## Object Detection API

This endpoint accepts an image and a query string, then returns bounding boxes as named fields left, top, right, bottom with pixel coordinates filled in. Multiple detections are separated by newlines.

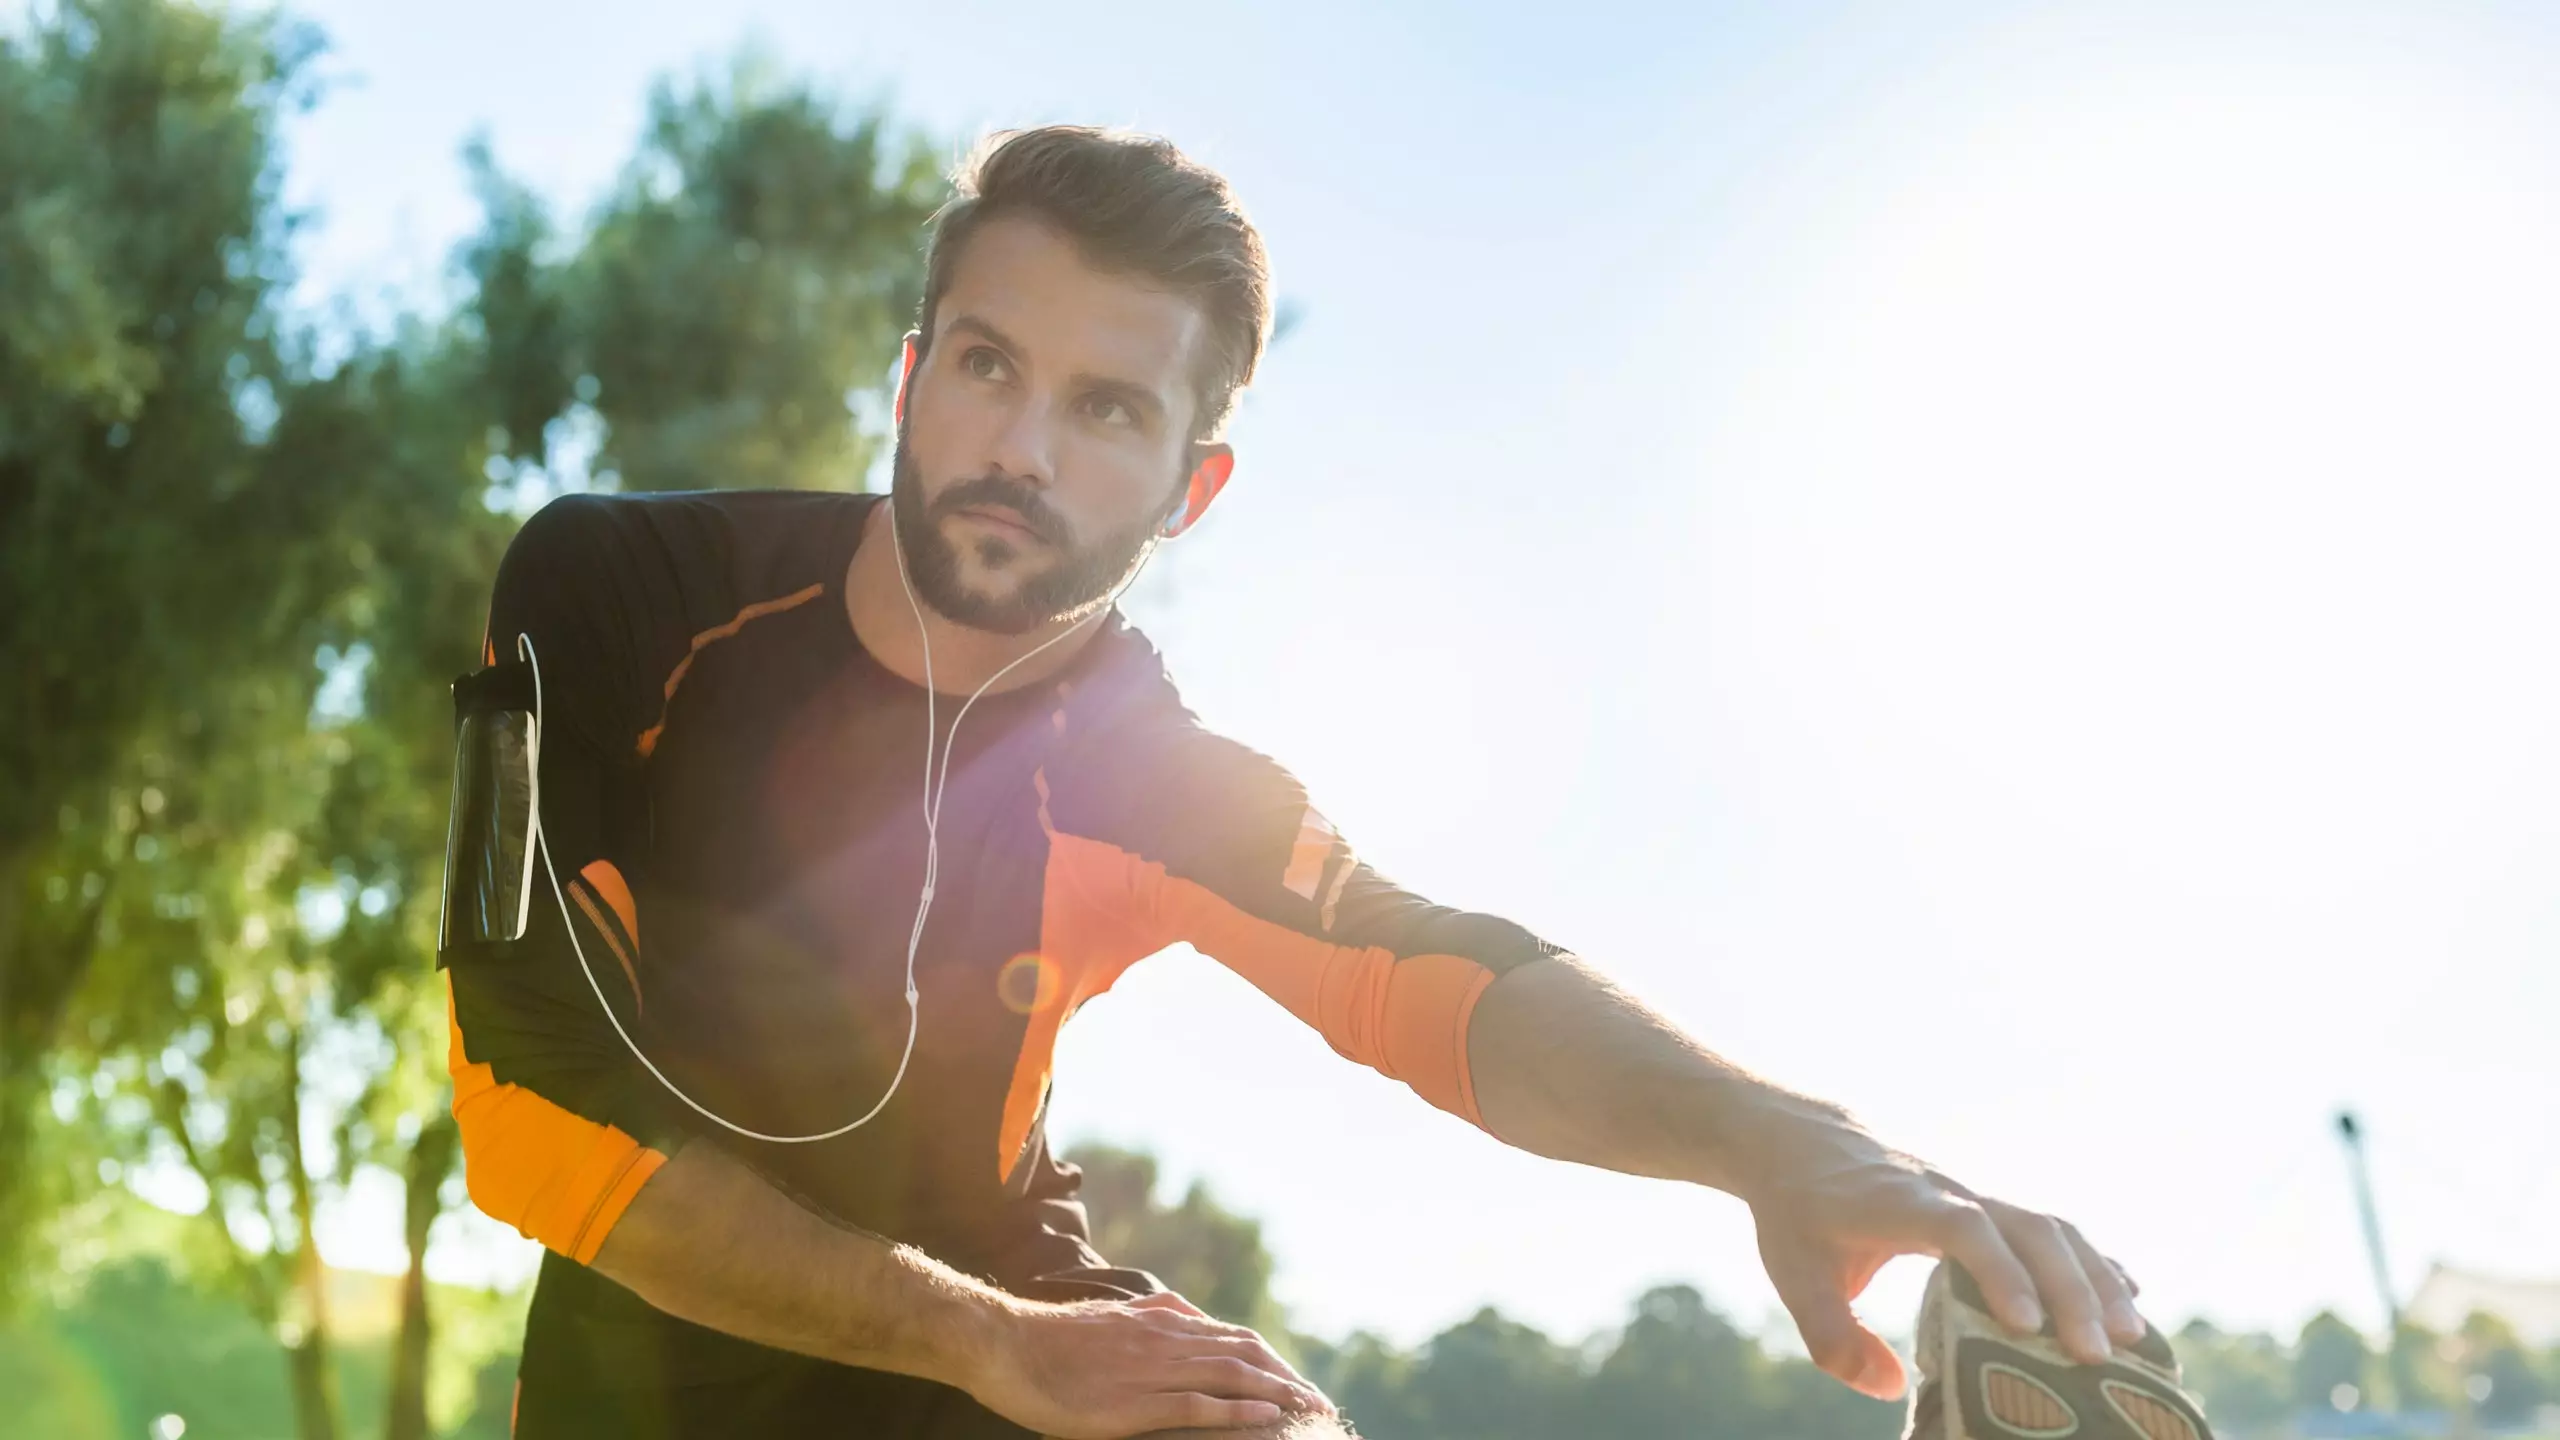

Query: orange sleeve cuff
left=1360, top=951, right=1497, bottom=1126
left=444, top=973, right=669, bottom=1263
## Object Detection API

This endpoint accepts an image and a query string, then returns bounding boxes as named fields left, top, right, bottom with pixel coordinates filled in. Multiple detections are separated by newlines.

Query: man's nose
left=988, top=394, right=1061, bottom=487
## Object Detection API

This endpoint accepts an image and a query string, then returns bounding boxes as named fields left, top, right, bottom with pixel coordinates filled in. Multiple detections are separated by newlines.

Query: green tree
left=1586, top=1284, right=1765, bottom=1438
left=2174, top=1319, right=2293, bottom=1430
left=25, top=20, right=948, bottom=1435
left=1, top=1236, right=526, bottom=1440
left=2295, top=1311, right=2374, bottom=1412
left=279, top=310, right=519, bottom=1440
left=1584, top=1284, right=1897, bottom=1440
left=458, top=54, right=944, bottom=502
left=0, top=0, right=333, bottom=1297
left=1066, top=1142, right=1283, bottom=1334
left=1398, top=1306, right=1587, bottom=1440
left=2456, top=1311, right=2547, bottom=1429
left=2388, top=1319, right=2451, bottom=1412
left=50, top=302, right=531, bottom=1440
left=1297, top=1331, right=1428, bottom=1440
left=1757, top=1344, right=1908, bottom=1440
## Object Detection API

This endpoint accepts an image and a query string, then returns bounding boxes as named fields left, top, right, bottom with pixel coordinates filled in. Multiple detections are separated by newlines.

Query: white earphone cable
left=519, top=505, right=1142, bottom=1145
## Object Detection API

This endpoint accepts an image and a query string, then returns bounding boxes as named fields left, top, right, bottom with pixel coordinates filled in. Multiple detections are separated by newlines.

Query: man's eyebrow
left=944, top=313, right=1171, bottom=424
left=946, top=313, right=1026, bottom=356
left=1072, top=374, right=1170, bottom=425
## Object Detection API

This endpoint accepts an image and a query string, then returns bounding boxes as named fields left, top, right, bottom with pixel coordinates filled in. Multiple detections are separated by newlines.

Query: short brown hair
left=918, top=126, right=1272, bottom=443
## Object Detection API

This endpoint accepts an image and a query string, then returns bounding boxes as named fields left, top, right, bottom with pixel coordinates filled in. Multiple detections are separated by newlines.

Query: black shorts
left=510, top=1257, right=1164, bottom=1439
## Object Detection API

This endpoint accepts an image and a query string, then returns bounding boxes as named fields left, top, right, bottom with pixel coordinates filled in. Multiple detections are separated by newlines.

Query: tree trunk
left=386, top=1116, right=458, bottom=1440
left=0, top=840, right=70, bottom=1303
left=286, top=1331, right=341, bottom=1440
left=282, top=1031, right=343, bottom=1440
left=0, top=840, right=25, bottom=1072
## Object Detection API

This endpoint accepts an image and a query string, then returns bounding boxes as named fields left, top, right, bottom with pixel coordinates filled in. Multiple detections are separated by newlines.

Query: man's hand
left=1750, top=1146, right=2147, bottom=1400
left=969, top=1291, right=1334, bottom=1440
left=592, top=1147, right=1326, bottom=1439
left=1468, top=956, right=2148, bottom=1402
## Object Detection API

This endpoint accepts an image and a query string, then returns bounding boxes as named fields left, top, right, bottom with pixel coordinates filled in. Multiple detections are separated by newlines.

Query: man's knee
left=1131, top=1418, right=1355, bottom=1440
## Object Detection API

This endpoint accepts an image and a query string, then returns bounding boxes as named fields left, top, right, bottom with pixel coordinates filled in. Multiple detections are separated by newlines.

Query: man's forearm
left=1469, top=956, right=2151, bottom=1387
left=588, top=1141, right=1005, bottom=1386
left=1467, top=955, right=1890, bottom=1199
left=581, top=1142, right=1332, bottom=1435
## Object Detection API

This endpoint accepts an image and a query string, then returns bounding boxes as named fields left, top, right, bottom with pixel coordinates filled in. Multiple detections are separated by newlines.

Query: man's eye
left=1084, top=396, right=1134, bottom=427
left=963, top=348, right=1007, bottom=381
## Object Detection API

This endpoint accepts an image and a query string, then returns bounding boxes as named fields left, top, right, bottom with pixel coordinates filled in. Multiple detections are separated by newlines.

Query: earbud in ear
left=893, top=331, right=920, bottom=428
left=1159, top=449, right=1235, bottom=541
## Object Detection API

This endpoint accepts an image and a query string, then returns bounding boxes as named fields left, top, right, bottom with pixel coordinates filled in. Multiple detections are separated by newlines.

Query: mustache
left=929, top=474, right=1072, bottom=548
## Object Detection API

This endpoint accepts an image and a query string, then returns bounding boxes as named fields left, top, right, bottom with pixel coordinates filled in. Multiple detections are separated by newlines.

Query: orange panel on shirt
left=443, top=972, right=666, bottom=1264
left=572, top=861, right=643, bottom=1013
left=992, top=830, right=1498, bottom=1179
left=578, top=859, right=639, bottom=943
left=993, top=831, right=1166, bottom=1178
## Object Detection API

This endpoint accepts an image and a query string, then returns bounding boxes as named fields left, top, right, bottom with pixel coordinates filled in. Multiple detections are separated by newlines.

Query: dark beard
left=888, top=430, right=1161, bottom=635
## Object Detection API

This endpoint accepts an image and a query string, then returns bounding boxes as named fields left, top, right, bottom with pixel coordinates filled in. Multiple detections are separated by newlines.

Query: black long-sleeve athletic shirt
left=439, top=490, right=1566, bottom=1435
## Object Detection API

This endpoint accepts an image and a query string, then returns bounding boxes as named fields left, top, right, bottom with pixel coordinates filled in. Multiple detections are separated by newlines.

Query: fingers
left=1933, top=1200, right=2046, bottom=1336
left=1171, top=1356, right=1325, bottom=1414
left=1138, top=1393, right=1287, bottom=1433
left=1933, top=1192, right=2148, bottom=1365
left=1997, top=1210, right=2112, bottom=1363
left=1210, top=1333, right=1328, bottom=1409
left=2066, top=1227, right=2146, bottom=1345
left=1141, top=1304, right=1332, bottom=1414
left=991, top=1298, right=1336, bottom=1439
left=1194, top=1342, right=1330, bottom=1415
left=1136, top=1296, right=1341, bottom=1404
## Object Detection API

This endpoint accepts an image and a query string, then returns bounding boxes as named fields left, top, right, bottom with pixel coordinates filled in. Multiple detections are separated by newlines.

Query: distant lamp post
left=2335, top=1112, right=2400, bottom=1334
left=2335, top=1111, right=2416, bottom=1412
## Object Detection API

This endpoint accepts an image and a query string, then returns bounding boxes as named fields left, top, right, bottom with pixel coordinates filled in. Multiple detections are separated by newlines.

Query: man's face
left=892, top=214, right=1209, bottom=634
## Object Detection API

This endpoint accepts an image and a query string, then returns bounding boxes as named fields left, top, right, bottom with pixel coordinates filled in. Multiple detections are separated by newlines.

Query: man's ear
left=893, top=330, right=921, bottom=428
left=1161, top=444, right=1236, bottom=539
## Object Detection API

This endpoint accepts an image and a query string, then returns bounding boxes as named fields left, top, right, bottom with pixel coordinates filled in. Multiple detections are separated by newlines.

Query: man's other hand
left=971, top=1290, right=1335, bottom=1440
left=1751, top=1149, right=2147, bottom=1402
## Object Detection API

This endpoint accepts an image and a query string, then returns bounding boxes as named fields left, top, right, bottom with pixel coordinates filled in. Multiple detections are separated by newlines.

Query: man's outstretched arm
left=590, top=1142, right=1329, bottom=1439
left=1059, top=721, right=2142, bottom=1405
left=1466, top=953, right=2149, bottom=1398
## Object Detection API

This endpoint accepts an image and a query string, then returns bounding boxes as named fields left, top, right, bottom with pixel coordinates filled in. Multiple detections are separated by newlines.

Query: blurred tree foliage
left=0, top=1243, right=524, bottom=1440
left=1065, top=1144, right=1901, bottom=1440
left=19, top=1139, right=2560, bottom=1439
left=461, top=50, right=944, bottom=498
left=0, top=0, right=330, bottom=1297
left=3, top=1, right=939, bottom=1436
left=572, top=60, right=943, bottom=493
left=2457, top=1312, right=2550, bottom=1430
left=2297, top=1309, right=2378, bottom=1411
left=2174, top=1319, right=2294, bottom=1431
left=1066, top=1142, right=1285, bottom=1336
left=1282, top=1287, right=1903, bottom=1440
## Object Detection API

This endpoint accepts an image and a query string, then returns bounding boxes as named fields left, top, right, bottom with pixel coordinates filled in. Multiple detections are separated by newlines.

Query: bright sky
left=266, top=0, right=2560, bottom=1351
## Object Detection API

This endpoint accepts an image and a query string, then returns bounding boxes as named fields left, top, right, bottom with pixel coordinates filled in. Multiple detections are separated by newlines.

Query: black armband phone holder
left=440, top=661, right=540, bottom=951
